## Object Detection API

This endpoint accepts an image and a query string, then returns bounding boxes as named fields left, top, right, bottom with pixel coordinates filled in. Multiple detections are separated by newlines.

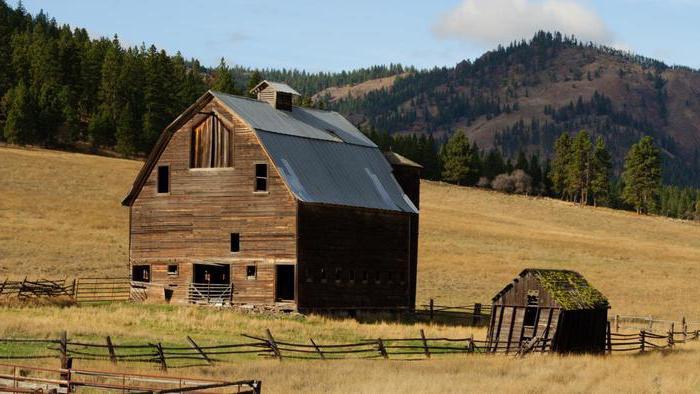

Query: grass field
left=2, top=145, right=700, bottom=392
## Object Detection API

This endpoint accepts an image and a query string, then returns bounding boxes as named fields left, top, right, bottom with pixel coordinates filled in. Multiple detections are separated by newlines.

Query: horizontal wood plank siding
left=129, top=99, right=297, bottom=303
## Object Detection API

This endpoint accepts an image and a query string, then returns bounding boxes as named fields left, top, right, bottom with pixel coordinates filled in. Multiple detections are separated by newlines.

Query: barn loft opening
left=132, top=265, right=150, bottom=282
left=190, top=114, right=233, bottom=168
left=250, top=80, right=300, bottom=111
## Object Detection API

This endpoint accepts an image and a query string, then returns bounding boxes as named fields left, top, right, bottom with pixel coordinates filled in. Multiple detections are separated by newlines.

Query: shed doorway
left=275, top=265, right=295, bottom=301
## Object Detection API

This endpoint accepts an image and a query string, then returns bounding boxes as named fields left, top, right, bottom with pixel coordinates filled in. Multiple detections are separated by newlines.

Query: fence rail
left=3, top=324, right=693, bottom=369
left=0, top=362, right=261, bottom=393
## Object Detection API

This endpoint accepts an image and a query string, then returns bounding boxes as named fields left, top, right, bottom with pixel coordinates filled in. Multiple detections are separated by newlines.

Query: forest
left=1, top=1, right=699, bottom=221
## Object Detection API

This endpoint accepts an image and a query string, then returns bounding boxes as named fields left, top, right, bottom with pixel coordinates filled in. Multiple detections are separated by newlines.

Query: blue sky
left=17, top=0, right=700, bottom=71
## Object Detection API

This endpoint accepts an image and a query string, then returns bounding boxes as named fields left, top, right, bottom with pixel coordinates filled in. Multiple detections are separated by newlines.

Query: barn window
left=167, top=264, right=178, bottom=276
left=157, top=165, right=169, bottom=194
left=132, top=265, right=150, bottom=282
left=524, top=294, right=539, bottom=327
left=230, top=233, right=240, bottom=253
left=320, top=267, right=327, bottom=283
left=254, top=163, right=268, bottom=192
left=335, top=267, right=342, bottom=283
left=399, top=271, right=406, bottom=285
left=374, top=271, right=381, bottom=284
left=246, top=265, right=257, bottom=280
left=348, top=270, right=355, bottom=283
left=362, top=271, right=368, bottom=284
left=304, top=267, right=312, bottom=283
left=190, top=115, right=233, bottom=168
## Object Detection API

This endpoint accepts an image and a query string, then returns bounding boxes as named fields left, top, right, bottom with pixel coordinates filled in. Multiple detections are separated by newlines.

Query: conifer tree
left=211, top=57, right=237, bottom=94
left=3, top=80, right=37, bottom=144
left=622, top=136, right=662, bottom=214
left=441, top=131, right=479, bottom=185
left=590, top=136, right=612, bottom=206
left=551, top=133, right=572, bottom=199
left=568, top=130, right=593, bottom=204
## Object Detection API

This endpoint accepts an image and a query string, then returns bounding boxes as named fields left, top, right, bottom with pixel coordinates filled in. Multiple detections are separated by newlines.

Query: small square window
left=157, top=165, right=170, bottom=194
left=362, top=271, right=368, bottom=284
left=246, top=265, right=257, bottom=280
left=230, top=233, right=240, bottom=253
left=348, top=270, right=355, bottom=283
left=320, top=267, right=327, bottom=283
left=254, top=163, right=268, bottom=192
left=167, top=264, right=178, bottom=275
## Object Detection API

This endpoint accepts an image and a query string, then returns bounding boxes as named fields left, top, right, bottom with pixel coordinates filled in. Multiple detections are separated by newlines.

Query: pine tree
left=590, top=136, right=612, bottom=206
left=622, top=136, right=662, bottom=214
left=440, top=131, right=479, bottom=185
left=568, top=130, right=593, bottom=204
left=3, top=80, right=37, bottom=144
left=550, top=133, right=572, bottom=199
left=115, top=103, right=136, bottom=156
left=211, top=57, right=237, bottom=94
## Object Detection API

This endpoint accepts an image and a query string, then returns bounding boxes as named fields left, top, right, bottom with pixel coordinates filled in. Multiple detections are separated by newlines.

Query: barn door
left=275, top=265, right=295, bottom=302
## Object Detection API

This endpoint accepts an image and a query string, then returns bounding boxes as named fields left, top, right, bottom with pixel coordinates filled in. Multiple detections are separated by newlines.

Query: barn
left=487, top=269, right=609, bottom=354
left=121, top=81, right=420, bottom=312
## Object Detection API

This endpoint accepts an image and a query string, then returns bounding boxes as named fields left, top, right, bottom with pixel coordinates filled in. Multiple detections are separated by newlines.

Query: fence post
left=377, top=338, right=389, bottom=359
left=59, top=331, right=68, bottom=365
left=682, top=317, right=687, bottom=340
left=468, top=333, right=475, bottom=353
left=187, top=336, right=213, bottom=365
left=420, top=329, right=430, bottom=359
left=266, top=329, right=282, bottom=360
left=640, top=330, right=645, bottom=352
left=668, top=323, right=674, bottom=348
left=60, top=357, right=72, bottom=394
left=614, top=314, right=619, bottom=333
left=154, top=343, right=167, bottom=371
left=648, top=315, right=653, bottom=331
left=309, top=338, right=325, bottom=360
left=472, top=303, right=482, bottom=325
left=606, top=321, right=612, bottom=354
left=429, top=299, right=434, bottom=322
left=105, top=336, right=117, bottom=364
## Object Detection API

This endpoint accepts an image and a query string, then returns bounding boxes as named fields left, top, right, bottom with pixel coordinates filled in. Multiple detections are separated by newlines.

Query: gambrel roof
left=122, top=90, right=417, bottom=213
left=493, top=269, right=608, bottom=310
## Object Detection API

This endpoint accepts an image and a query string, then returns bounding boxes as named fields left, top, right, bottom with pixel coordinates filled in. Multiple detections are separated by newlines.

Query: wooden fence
left=0, top=362, right=261, bottom=393
left=0, top=277, right=130, bottom=303
left=74, top=277, right=130, bottom=303
left=0, top=278, right=75, bottom=299
left=415, top=299, right=492, bottom=326
left=4, top=324, right=695, bottom=369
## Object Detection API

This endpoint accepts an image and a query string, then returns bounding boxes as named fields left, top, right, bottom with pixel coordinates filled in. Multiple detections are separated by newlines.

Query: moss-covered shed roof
left=495, top=269, right=609, bottom=310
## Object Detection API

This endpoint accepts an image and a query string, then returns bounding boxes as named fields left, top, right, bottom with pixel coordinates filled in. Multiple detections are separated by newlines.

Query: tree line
left=378, top=126, right=699, bottom=219
left=0, top=2, right=406, bottom=156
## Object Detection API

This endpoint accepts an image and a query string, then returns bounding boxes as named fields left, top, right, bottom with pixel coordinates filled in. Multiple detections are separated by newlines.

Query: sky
left=16, top=0, right=700, bottom=72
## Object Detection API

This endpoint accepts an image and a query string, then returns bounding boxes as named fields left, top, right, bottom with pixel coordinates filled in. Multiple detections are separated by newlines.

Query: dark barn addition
left=487, top=269, right=609, bottom=354
left=122, top=81, right=420, bottom=312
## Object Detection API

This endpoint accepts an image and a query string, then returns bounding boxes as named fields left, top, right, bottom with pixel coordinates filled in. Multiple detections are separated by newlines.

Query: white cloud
left=433, top=0, right=613, bottom=47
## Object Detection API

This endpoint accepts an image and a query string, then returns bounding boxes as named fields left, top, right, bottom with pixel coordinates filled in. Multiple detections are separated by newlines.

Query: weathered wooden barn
left=121, top=81, right=420, bottom=311
left=487, top=269, right=609, bottom=354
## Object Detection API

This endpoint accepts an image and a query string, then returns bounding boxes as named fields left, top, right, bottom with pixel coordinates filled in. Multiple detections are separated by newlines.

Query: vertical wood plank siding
left=296, top=203, right=416, bottom=310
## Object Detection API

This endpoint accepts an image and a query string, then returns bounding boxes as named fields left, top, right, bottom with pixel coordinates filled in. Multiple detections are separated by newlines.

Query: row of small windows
left=304, top=267, right=407, bottom=285
left=156, top=163, right=268, bottom=194
left=132, top=263, right=257, bottom=281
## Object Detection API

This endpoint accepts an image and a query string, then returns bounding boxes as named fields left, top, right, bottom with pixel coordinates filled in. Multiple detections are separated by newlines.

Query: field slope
left=2, top=145, right=700, bottom=317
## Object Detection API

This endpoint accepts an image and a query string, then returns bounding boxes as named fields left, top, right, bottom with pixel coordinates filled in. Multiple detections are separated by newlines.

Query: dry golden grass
left=3, top=145, right=700, bottom=392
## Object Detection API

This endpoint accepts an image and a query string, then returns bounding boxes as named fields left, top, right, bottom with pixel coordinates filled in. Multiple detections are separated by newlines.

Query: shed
left=487, top=269, right=609, bottom=354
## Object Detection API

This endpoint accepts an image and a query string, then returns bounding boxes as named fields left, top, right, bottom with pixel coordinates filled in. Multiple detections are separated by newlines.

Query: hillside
left=2, top=146, right=700, bottom=318
left=328, top=33, right=700, bottom=185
